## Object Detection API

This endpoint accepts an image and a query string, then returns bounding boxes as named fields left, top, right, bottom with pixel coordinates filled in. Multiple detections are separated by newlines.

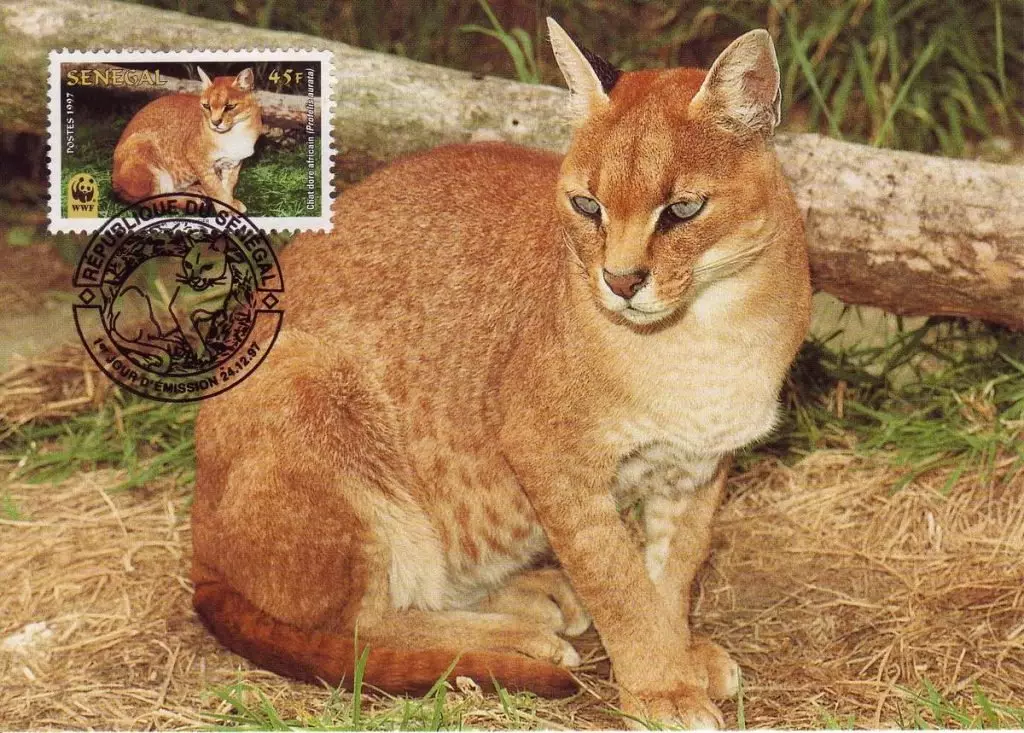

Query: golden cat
left=191, top=21, right=811, bottom=728
left=112, top=67, right=261, bottom=212
left=103, top=234, right=232, bottom=374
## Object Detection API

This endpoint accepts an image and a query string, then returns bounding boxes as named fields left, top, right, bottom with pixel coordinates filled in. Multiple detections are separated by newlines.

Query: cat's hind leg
left=112, top=138, right=165, bottom=203
left=192, top=330, right=578, bottom=697
left=107, top=287, right=172, bottom=373
left=112, top=138, right=202, bottom=208
left=475, top=567, right=592, bottom=637
left=358, top=608, right=582, bottom=670
left=169, top=299, right=211, bottom=362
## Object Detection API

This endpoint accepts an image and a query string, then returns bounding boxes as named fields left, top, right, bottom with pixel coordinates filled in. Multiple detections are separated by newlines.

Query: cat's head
left=548, top=19, right=788, bottom=328
left=197, top=67, right=259, bottom=134
left=180, top=234, right=230, bottom=290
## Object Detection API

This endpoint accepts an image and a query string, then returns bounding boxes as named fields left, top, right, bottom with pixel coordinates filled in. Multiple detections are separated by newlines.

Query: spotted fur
left=191, top=20, right=810, bottom=729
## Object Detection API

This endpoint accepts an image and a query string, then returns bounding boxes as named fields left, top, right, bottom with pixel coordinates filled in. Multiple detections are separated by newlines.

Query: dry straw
left=1, top=352, right=1022, bottom=729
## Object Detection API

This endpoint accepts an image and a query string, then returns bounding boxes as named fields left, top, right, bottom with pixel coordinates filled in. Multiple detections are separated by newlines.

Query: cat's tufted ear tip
left=691, top=28, right=782, bottom=137
left=197, top=66, right=213, bottom=91
left=547, top=18, right=618, bottom=122
left=743, top=28, right=772, bottom=44
left=211, top=234, right=229, bottom=253
left=545, top=16, right=574, bottom=48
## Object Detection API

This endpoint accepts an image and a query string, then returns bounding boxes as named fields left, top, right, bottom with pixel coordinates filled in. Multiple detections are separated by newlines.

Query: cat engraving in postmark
left=73, top=194, right=284, bottom=402
left=48, top=49, right=333, bottom=233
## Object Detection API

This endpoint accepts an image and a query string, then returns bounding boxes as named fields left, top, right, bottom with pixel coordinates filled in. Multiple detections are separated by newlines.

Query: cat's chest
left=211, top=123, right=257, bottom=166
left=600, top=294, right=784, bottom=459
left=608, top=346, right=780, bottom=458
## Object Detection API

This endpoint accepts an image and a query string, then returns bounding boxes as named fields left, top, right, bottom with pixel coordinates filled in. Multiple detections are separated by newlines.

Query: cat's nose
left=211, top=116, right=223, bottom=126
left=603, top=269, right=649, bottom=300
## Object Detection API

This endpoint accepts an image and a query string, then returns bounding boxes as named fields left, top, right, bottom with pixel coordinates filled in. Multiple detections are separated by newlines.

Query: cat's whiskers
left=692, top=236, right=776, bottom=281
left=561, top=233, right=588, bottom=276
left=612, top=236, right=781, bottom=319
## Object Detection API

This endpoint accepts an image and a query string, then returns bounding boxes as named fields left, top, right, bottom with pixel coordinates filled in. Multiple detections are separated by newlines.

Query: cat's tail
left=193, top=578, right=580, bottom=697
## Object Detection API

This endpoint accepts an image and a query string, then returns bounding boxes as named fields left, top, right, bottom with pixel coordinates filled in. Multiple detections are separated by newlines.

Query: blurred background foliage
left=130, top=0, right=1023, bottom=159
left=1, top=0, right=1022, bottom=486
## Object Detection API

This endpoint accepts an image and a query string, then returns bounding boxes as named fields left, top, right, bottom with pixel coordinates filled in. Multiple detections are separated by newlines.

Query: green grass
left=1, top=490, right=24, bottom=520
left=235, top=138, right=321, bottom=218
left=748, top=318, right=1024, bottom=489
left=200, top=673, right=1024, bottom=730
left=816, top=706, right=857, bottom=729
left=459, top=0, right=541, bottom=84
left=896, top=680, right=1024, bottom=728
left=1, top=390, right=197, bottom=492
left=806, top=680, right=1024, bottom=729
left=204, top=662, right=560, bottom=730
left=60, top=101, right=316, bottom=219
left=763, top=0, right=1022, bottom=156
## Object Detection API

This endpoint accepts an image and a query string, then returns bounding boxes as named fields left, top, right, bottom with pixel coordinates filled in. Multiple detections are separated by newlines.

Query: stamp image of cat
left=73, top=193, right=284, bottom=402
left=48, top=49, right=333, bottom=233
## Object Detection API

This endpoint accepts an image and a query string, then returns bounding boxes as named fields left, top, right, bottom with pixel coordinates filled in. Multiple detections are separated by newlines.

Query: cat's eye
left=201, top=102, right=211, bottom=110
left=225, top=103, right=236, bottom=111
left=570, top=195, right=601, bottom=220
left=658, top=197, right=706, bottom=230
left=201, top=264, right=214, bottom=271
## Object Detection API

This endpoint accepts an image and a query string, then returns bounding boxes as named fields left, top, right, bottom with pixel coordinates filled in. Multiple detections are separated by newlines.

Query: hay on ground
left=1, top=355, right=1022, bottom=729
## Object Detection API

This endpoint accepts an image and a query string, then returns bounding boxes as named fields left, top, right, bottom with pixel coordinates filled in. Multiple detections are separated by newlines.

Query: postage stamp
left=48, top=49, right=333, bottom=233
left=73, top=193, right=284, bottom=402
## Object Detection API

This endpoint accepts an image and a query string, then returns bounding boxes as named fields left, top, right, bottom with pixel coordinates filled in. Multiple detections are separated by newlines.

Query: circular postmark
left=73, top=193, right=284, bottom=402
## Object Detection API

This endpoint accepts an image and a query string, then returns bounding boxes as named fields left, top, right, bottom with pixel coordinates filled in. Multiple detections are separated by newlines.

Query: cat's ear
left=234, top=68, right=255, bottom=92
left=690, top=29, right=782, bottom=137
left=546, top=17, right=618, bottom=122
left=209, top=235, right=229, bottom=253
left=197, top=66, right=213, bottom=92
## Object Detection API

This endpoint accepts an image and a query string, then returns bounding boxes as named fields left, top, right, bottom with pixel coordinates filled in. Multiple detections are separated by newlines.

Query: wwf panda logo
left=71, top=173, right=96, bottom=203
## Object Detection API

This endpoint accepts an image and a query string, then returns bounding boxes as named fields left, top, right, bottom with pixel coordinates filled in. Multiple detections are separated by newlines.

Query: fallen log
left=1, top=0, right=1021, bottom=329
left=59, top=63, right=321, bottom=131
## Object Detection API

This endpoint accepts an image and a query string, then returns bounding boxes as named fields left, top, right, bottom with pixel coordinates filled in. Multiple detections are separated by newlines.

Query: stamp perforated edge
left=46, top=48, right=336, bottom=234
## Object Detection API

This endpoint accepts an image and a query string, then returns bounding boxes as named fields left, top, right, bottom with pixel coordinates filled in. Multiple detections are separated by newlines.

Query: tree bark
left=60, top=63, right=321, bottom=130
left=1, top=0, right=1021, bottom=329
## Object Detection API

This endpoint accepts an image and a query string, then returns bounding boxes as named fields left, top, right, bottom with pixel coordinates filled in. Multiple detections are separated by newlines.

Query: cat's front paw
left=621, top=684, right=724, bottom=730
left=691, top=637, right=740, bottom=699
left=141, top=354, right=170, bottom=374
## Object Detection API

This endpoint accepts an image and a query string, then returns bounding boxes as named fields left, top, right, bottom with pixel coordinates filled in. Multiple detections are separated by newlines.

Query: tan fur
left=192, top=25, right=810, bottom=728
left=112, top=68, right=261, bottom=212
